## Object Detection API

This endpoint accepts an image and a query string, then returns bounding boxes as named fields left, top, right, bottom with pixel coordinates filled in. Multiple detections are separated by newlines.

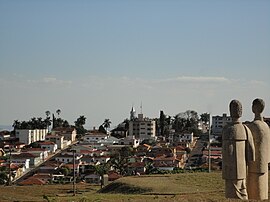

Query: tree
left=59, top=166, right=71, bottom=176
left=98, top=125, right=107, bottom=134
left=74, top=116, right=87, bottom=136
left=0, top=172, right=8, bottom=185
left=12, top=120, right=21, bottom=130
left=103, top=119, right=111, bottom=132
left=92, top=164, right=110, bottom=188
left=200, top=113, right=210, bottom=124
left=45, top=111, right=50, bottom=118
left=172, top=110, right=200, bottom=134
left=56, top=109, right=61, bottom=117
left=44, top=117, right=51, bottom=131
left=159, top=111, right=166, bottom=136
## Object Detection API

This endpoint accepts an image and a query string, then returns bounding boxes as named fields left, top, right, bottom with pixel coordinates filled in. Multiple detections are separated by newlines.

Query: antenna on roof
left=140, top=101, right=143, bottom=114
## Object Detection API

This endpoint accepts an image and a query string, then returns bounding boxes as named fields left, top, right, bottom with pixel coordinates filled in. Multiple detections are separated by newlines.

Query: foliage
left=13, top=117, right=49, bottom=130
left=200, top=113, right=210, bottom=124
left=157, top=111, right=171, bottom=137
left=98, top=125, right=107, bottom=134
left=172, top=110, right=201, bottom=135
left=59, top=166, right=71, bottom=176
left=108, top=147, right=133, bottom=176
left=140, top=139, right=156, bottom=146
left=56, top=109, right=61, bottom=117
left=74, top=115, right=87, bottom=135
left=53, top=116, right=70, bottom=128
left=0, top=172, right=8, bottom=185
left=103, top=119, right=111, bottom=132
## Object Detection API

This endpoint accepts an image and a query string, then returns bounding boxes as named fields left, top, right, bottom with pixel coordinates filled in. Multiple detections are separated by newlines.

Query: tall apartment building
left=16, top=129, right=48, bottom=145
left=128, top=112, right=156, bottom=141
left=211, top=113, right=231, bottom=135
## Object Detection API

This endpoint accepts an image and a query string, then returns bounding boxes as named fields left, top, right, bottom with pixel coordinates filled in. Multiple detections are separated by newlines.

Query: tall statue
left=247, top=98, right=270, bottom=200
left=222, top=100, right=255, bottom=200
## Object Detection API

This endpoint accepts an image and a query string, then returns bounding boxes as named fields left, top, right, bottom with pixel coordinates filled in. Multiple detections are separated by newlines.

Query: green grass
left=0, top=171, right=262, bottom=201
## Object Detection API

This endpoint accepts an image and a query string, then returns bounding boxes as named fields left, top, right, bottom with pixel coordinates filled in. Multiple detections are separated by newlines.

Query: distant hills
left=0, top=125, right=13, bottom=131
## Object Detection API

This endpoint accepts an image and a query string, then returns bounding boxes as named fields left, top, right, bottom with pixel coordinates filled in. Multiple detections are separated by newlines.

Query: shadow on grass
left=98, top=182, right=151, bottom=194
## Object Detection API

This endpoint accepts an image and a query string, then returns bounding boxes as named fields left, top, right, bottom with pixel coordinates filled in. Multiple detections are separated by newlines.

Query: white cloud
left=154, top=76, right=231, bottom=83
left=42, top=77, right=72, bottom=85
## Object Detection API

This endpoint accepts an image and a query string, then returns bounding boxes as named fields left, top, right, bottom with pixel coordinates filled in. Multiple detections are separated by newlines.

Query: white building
left=51, top=127, right=77, bottom=142
left=83, top=133, right=108, bottom=143
left=211, top=113, right=231, bottom=135
left=16, top=129, right=48, bottom=145
left=39, top=141, right=58, bottom=153
left=129, top=112, right=156, bottom=141
left=55, top=153, right=82, bottom=164
left=119, top=136, right=140, bottom=148
left=45, top=135, right=65, bottom=149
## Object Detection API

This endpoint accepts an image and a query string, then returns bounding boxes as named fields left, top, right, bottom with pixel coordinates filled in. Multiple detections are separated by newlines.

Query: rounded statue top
left=229, top=99, right=242, bottom=118
left=252, top=98, right=265, bottom=114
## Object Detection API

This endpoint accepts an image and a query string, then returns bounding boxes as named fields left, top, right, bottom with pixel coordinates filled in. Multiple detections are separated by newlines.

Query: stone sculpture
left=247, top=98, right=270, bottom=200
left=222, top=100, right=255, bottom=200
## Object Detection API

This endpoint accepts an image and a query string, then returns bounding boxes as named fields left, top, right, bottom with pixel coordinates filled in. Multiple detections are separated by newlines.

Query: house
left=21, top=148, right=48, bottom=161
left=93, top=156, right=110, bottom=164
left=11, top=154, right=31, bottom=169
left=12, top=153, right=41, bottom=166
left=19, top=177, right=46, bottom=186
left=70, top=144, right=95, bottom=153
left=55, top=153, right=82, bottom=164
left=148, top=146, right=175, bottom=158
left=111, top=125, right=128, bottom=139
left=169, top=132, right=194, bottom=146
left=82, top=133, right=108, bottom=143
left=10, top=163, right=25, bottom=179
left=39, top=160, right=62, bottom=174
left=0, top=130, right=11, bottom=140
left=107, top=145, right=127, bottom=156
left=63, top=162, right=80, bottom=174
left=128, top=162, right=146, bottom=175
left=51, top=127, right=77, bottom=142
left=119, top=136, right=140, bottom=148
left=84, top=174, right=100, bottom=184
left=153, top=155, right=181, bottom=170
left=136, top=144, right=151, bottom=156
left=98, top=136, right=119, bottom=145
left=45, top=135, right=64, bottom=149
left=39, top=141, right=57, bottom=153
left=2, top=141, right=25, bottom=152
left=15, top=129, right=48, bottom=145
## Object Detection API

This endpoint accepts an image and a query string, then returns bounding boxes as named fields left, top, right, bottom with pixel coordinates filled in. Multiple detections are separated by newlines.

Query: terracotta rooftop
left=19, top=177, right=46, bottom=186
left=39, top=141, right=55, bottom=145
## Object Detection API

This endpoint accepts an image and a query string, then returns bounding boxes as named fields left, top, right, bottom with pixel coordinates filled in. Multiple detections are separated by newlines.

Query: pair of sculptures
left=222, top=98, right=270, bottom=200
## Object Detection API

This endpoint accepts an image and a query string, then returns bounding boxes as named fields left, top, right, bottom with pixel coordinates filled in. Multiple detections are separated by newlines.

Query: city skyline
left=0, top=0, right=269, bottom=128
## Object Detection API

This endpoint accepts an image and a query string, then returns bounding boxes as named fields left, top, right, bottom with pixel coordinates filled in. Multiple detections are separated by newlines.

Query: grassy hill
left=0, top=171, right=258, bottom=202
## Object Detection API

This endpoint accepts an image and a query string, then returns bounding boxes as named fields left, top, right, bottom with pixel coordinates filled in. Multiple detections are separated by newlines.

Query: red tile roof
left=39, top=141, right=55, bottom=145
left=128, top=162, right=145, bottom=168
left=19, top=178, right=46, bottom=185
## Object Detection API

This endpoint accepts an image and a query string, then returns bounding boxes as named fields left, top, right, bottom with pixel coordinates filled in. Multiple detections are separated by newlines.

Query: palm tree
left=103, top=119, right=111, bottom=133
left=45, top=111, right=50, bottom=118
left=56, top=109, right=61, bottom=118
left=12, top=120, right=21, bottom=130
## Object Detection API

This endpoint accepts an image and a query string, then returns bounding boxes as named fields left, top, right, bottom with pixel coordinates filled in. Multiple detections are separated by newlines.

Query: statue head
left=229, top=99, right=242, bottom=119
left=252, top=98, right=265, bottom=114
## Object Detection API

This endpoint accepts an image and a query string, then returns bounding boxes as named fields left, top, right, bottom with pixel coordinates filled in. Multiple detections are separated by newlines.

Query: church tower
left=130, top=105, right=136, bottom=120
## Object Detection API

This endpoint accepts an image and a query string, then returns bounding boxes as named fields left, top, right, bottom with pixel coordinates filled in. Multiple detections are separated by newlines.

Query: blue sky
left=0, top=0, right=270, bottom=128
